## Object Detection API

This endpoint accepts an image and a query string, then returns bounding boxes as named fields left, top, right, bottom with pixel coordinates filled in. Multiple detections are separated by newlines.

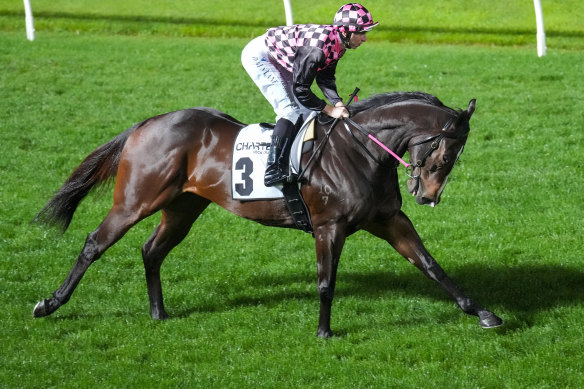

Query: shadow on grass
left=174, top=263, right=584, bottom=329
left=42, top=262, right=583, bottom=334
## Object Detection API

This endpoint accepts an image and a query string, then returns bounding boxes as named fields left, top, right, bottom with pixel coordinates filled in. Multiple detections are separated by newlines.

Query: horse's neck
left=372, top=103, right=446, bottom=146
left=342, top=104, right=446, bottom=165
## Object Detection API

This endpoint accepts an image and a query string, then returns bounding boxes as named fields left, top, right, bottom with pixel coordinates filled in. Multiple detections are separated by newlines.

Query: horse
left=33, top=91, right=503, bottom=337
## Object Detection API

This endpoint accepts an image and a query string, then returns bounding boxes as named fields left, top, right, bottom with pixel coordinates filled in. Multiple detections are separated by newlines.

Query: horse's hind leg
left=34, top=152, right=186, bottom=317
left=141, top=193, right=210, bottom=320
left=366, top=211, right=503, bottom=328
left=33, top=205, right=142, bottom=318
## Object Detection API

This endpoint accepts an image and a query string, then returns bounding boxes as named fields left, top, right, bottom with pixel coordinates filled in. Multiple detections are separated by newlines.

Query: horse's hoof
left=33, top=299, right=50, bottom=318
left=151, top=312, right=170, bottom=320
left=317, top=328, right=334, bottom=338
left=478, top=312, right=503, bottom=328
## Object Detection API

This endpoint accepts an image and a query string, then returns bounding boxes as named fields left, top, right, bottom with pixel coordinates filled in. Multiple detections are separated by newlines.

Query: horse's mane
left=349, top=91, right=453, bottom=116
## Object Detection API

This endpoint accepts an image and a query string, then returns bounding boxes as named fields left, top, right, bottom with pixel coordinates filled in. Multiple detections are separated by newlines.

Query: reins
left=297, top=89, right=459, bottom=182
left=342, top=118, right=410, bottom=168
left=342, top=116, right=459, bottom=181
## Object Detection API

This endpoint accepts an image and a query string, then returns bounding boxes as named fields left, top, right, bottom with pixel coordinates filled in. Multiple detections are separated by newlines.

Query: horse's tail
left=34, top=122, right=142, bottom=232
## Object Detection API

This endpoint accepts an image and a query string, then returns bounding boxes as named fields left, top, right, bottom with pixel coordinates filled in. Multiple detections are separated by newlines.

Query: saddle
left=231, top=112, right=318, bottom=234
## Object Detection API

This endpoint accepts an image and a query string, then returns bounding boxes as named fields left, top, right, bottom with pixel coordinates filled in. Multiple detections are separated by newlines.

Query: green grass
left=1, top=0, right=583, bottom=49
left=1, top=1, right=584, bottom=388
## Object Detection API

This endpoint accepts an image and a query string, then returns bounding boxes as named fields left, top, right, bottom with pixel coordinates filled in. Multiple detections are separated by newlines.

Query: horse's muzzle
left=417, top=195, right=440, bottom=207
left=407, top=177, right=441, bottom=207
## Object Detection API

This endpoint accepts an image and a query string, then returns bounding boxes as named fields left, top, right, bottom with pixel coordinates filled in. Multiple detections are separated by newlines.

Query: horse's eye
left=443, top=156, right=450, bottom=164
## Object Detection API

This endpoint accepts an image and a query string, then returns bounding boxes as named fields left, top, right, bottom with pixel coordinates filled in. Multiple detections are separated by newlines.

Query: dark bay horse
left=33, top=92, right=503, bottom=337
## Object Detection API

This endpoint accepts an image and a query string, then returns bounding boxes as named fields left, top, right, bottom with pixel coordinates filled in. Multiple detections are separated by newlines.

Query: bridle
left=404, top=117, right=457, bottom=179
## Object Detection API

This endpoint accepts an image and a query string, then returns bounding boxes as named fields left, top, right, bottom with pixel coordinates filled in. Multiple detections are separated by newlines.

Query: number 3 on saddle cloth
left=231, top=112, right=318, bottom=233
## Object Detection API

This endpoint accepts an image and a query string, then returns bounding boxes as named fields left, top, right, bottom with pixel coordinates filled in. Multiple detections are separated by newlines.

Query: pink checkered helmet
left=333, top=3, right=379, bottom=33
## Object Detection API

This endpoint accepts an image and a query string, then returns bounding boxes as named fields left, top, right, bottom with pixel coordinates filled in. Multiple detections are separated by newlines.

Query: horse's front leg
left=366, top=211, right=503, bottom=328
left=313, top=224, right=347, bottom=338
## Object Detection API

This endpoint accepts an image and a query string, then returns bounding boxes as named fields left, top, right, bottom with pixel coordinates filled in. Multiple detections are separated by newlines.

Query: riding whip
left=297, top=87, right=360, bottom=181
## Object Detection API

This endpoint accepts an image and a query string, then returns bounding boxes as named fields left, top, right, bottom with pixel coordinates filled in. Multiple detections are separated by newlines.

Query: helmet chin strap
left=339, top=29, right=352, bottom=49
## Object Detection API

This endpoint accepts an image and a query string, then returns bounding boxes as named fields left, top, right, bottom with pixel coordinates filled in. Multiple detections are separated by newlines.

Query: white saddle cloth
left=231, top=112, right=317, bottom=200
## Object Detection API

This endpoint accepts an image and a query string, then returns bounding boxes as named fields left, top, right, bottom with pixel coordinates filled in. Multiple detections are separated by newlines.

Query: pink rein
left=366, top=134, right=411, bottom=168
left=342, top=118, right=410, bottom=168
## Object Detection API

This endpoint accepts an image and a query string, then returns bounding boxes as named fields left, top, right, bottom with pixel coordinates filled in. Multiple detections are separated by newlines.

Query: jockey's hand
left=323, top=103, right=350, bottom=119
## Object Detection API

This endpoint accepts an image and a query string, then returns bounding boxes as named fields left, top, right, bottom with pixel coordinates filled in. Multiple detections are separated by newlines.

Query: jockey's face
left=347, top=32, right=367, bottom=49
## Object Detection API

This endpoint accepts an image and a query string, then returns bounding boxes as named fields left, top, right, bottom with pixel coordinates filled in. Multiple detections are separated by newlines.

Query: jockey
left=241, top=3, right=379, bottom=186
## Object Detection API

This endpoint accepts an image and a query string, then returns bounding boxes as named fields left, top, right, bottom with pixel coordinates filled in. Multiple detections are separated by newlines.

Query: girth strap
left=281, top=182, right=313, bottom=234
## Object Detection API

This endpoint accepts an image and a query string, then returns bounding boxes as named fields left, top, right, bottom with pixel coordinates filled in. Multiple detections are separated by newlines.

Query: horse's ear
left=466, top=99, right=476, bottom=118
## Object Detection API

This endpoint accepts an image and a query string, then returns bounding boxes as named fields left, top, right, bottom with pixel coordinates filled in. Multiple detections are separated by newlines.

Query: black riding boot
left=264, top=118, right=296, bottom=186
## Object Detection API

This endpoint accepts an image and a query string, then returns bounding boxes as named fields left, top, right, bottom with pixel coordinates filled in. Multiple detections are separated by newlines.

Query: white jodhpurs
left=241, top=36, right=312, bottom=123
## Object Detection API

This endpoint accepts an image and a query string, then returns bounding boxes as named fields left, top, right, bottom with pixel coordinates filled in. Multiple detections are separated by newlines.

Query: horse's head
left=406, top=99, right=476, bottom=207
